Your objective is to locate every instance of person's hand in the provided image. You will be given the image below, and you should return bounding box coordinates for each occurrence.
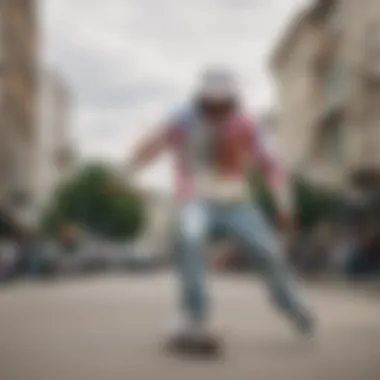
[105,165,131,195]
[112,165,128,183]
[278,211,298,238]
[113,163,136,185]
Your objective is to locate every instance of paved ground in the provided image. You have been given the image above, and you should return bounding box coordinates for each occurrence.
[0,273,379,380]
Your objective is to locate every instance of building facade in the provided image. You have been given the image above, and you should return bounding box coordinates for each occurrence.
[36,69,75,211]
[257,110,279,160]
[0,0,39,228]
[271,0,380,190]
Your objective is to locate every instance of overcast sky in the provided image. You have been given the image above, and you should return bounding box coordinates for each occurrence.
[40,0,310,191]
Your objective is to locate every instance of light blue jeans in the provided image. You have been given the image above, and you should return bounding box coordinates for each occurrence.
[174,200,309,326]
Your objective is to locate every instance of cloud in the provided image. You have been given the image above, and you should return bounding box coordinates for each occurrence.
[41,0,310,190]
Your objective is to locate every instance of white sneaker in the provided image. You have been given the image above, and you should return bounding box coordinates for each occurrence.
[168,313,207,338]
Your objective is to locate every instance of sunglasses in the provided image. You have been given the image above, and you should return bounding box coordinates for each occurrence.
[198,98,237,116]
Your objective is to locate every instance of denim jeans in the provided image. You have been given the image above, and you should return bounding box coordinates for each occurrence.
[174,200,308,325]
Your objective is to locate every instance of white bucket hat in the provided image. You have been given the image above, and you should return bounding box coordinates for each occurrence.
[197,67,239,101]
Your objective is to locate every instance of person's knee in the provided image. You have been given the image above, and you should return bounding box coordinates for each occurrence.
[180,203,208,242]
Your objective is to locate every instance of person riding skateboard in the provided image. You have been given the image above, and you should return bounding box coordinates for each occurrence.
[121,68,315,356]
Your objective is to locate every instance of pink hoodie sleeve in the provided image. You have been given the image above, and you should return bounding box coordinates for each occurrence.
[240,116,284,189]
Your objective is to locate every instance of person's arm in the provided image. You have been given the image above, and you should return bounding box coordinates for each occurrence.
[241,119,296,233]
[120,123,179,180]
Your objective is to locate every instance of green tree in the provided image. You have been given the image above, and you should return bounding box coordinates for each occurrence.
[42,163,146,240]
[249,171,277,224]
[294,177,339,231]
[249,173,340,231]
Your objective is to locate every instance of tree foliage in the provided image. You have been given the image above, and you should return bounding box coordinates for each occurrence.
[42,163,146,240]
[250,172,340,231]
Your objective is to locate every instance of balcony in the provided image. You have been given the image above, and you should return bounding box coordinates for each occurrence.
[348,136,380,173]
[302,154,346,190]
[314,60,348,121]
[310,0,337,22]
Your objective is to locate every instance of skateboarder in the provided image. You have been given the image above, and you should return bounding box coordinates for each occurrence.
[120,68,315,355]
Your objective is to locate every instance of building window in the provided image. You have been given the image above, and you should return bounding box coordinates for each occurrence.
[10,190,30,208]
[325,64,341,93]
[365,23,380,85]
[317,114,344,163]
[327,1,342,34]
[312,0,337,21]
[322,61,348,110]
